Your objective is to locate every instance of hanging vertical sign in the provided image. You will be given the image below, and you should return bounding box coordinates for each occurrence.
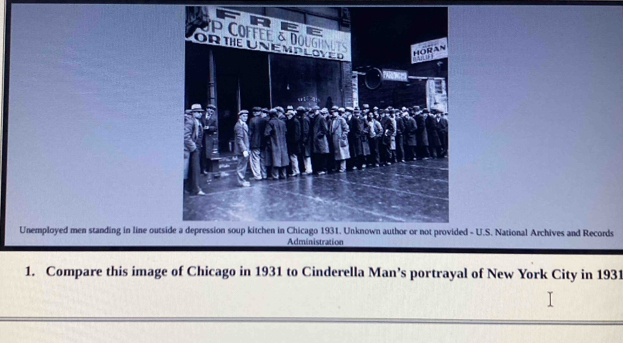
[187,6,352,62]
[426,79,448,113]
[352,74,359,107]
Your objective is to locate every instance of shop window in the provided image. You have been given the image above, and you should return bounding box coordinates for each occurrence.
[270,54,343,109]
[435,79,444,94]
[306,15,339,30]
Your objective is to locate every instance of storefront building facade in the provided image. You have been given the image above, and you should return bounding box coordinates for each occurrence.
[355,54,448,112]
[185,6,353,154]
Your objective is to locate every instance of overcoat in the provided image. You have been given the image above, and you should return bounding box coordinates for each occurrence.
[184,113,196,179]
[404,116,418,146]
[359,117,371,156]
[202,115,217,158]
[425,115,442,147]
[184,114,202,179]
[298,115,312,157]
[331,116,350,161]
[415,114,429,146]
[311,114,329,154]
[286,117,302,155]
[184,114,197,155]
[348,116,363,157]
[326,116,334,154]
[264,117,290,167]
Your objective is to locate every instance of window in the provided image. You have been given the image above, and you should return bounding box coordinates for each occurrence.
[307,14,339,30]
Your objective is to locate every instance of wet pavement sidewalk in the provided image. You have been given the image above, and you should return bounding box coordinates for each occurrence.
[183,159,449,222]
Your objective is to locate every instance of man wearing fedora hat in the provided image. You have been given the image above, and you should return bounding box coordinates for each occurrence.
[415,108,429,160]
[184,104,205,196]
[311,107,330,175]
[248,107,268,180]
[201,104,218,178]
[234,110,251,187]
[403,109,418,161]
[285,108,302,177]
[264,109,289,180]
[425,108,442,159]
[296,106,313,175]
[330,107,350,173]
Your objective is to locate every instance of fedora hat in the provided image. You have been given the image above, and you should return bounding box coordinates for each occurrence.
[190,104,205,112]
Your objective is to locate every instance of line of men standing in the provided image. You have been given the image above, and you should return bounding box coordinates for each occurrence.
[184,103,449,194]
[242,104,449,184]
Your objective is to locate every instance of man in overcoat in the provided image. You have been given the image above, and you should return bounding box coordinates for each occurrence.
[285,109,302,177]
[234,110,251,187]
[311,108,330,175]
[426,109,442,158]
[356,107,371,168]
[184,104,205,196]
[346,107,360,171]
[248,107,268,180]
[404,110,418,161]
[415,109,430,160]
[331,108,350,173]
[264,109,289,179]
[201,104,218,176]
[297,106,313,175]
[260,108,272,175]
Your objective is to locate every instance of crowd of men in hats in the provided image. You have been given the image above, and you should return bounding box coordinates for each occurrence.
[184,103,448,195]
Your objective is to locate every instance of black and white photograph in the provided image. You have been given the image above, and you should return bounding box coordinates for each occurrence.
[183,6,449,222]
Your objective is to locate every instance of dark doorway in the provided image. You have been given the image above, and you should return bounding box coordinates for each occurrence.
[185,42,211,110]
[214,48,270,153]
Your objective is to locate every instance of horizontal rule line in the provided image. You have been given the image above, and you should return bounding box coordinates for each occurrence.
[0,317,621,325]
